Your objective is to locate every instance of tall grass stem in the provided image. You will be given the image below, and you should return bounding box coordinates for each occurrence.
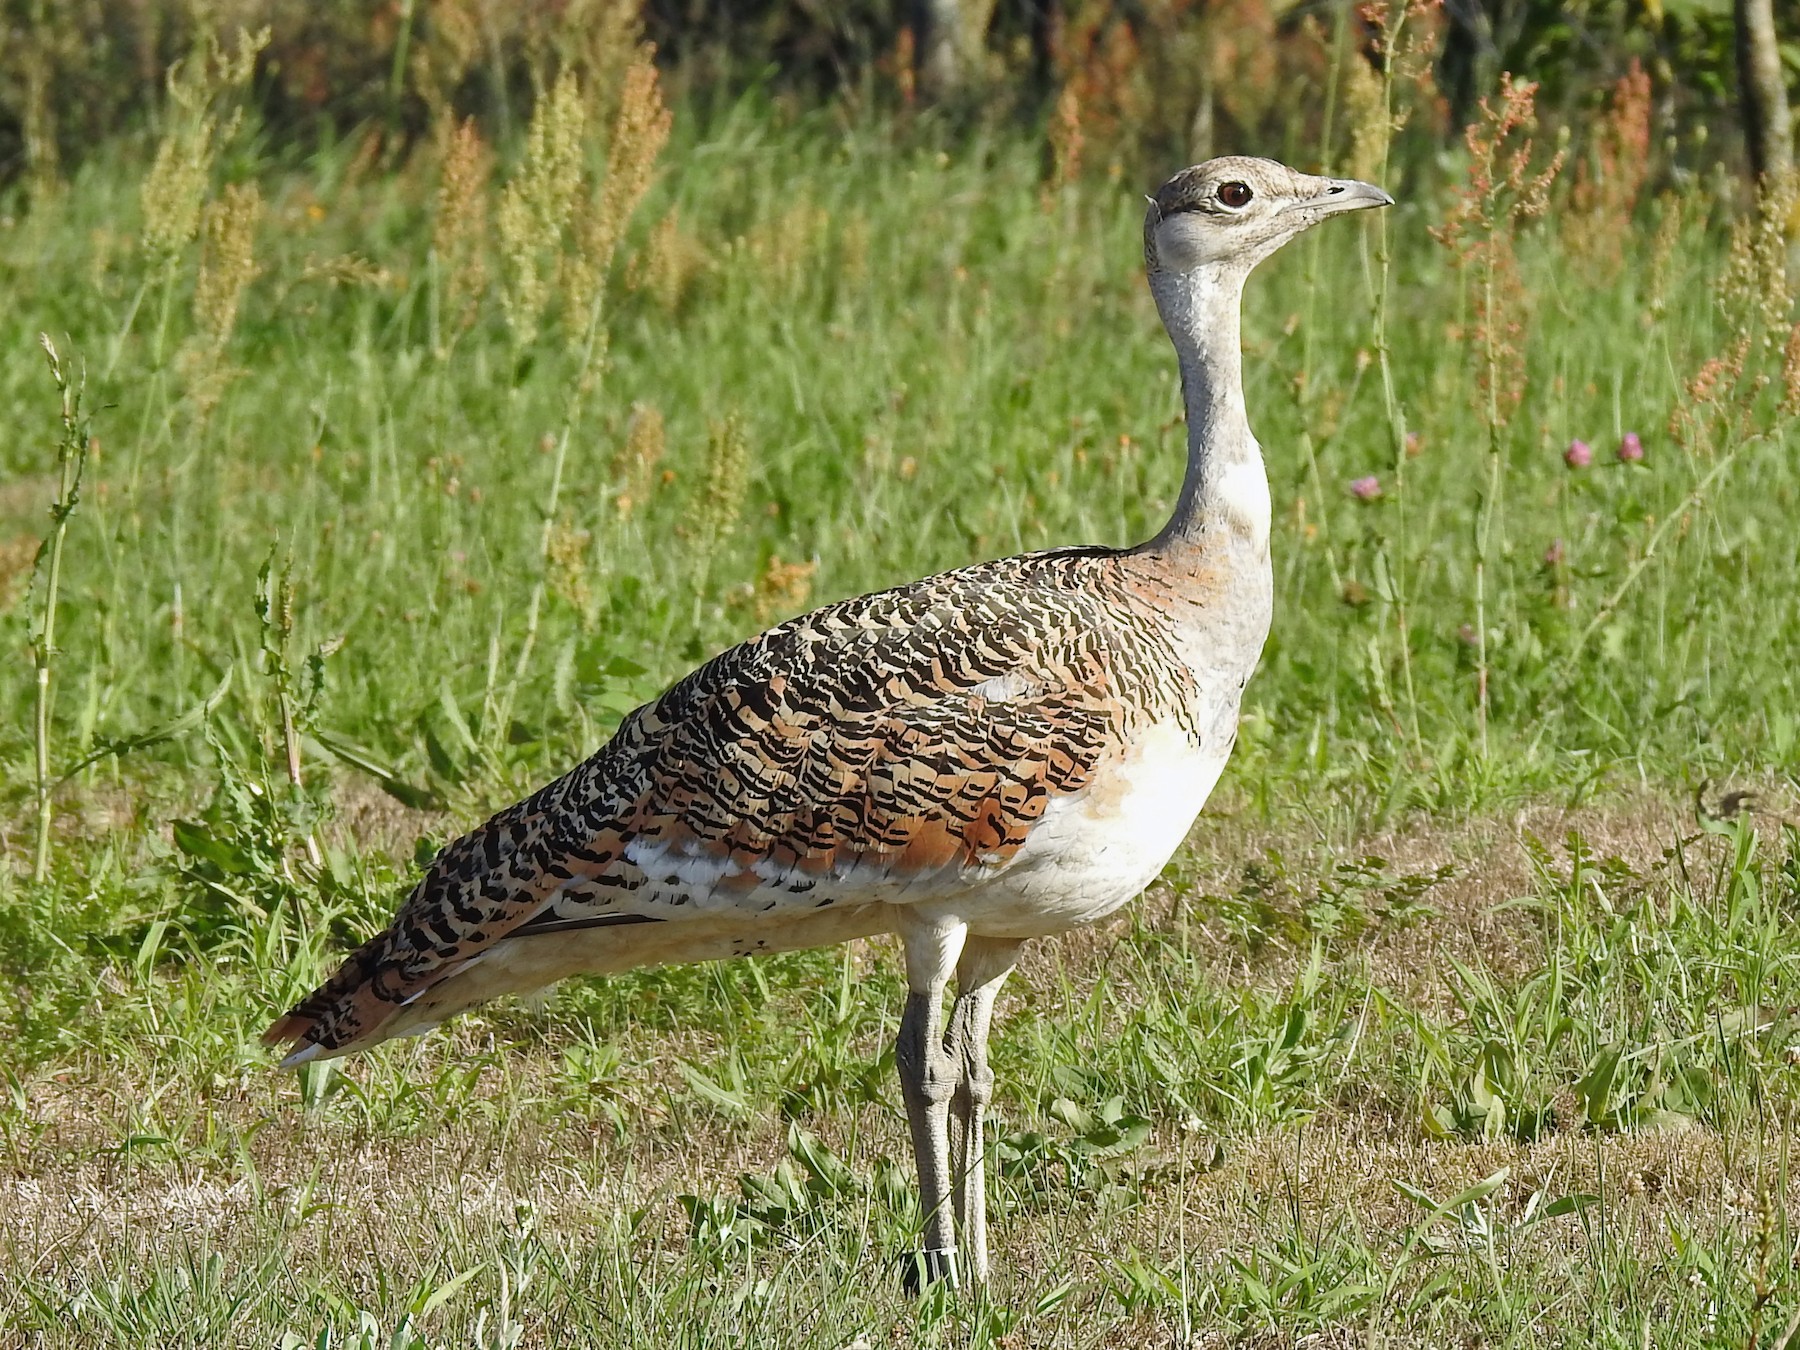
[1365,0,1423,757]
[29,335,91,884]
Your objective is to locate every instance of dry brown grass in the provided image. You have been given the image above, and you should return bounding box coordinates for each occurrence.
[6,1069,1789,1348]
[5,792,1791,1347]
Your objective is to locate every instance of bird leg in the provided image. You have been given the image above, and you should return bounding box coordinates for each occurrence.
[943,937,1019,1290]
[896,916,967,1288]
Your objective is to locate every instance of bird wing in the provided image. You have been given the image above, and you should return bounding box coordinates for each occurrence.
[265,550,1196,1058]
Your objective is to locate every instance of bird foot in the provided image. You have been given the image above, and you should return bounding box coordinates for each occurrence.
[899,1246,960,1294]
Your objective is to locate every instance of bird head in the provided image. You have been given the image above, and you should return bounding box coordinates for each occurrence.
[1144,156,1393,276]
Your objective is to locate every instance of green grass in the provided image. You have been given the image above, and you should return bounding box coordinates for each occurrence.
[2,87,1800,1347]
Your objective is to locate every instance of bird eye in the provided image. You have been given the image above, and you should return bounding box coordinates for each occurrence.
[1217,181,1254,208]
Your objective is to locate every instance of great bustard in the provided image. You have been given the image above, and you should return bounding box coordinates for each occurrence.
[267,156,1392,1288]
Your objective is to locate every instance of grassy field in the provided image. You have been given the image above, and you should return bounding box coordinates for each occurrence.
[3,52,1800,1347]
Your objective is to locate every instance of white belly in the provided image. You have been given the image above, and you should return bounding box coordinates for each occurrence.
[914,719,1230,940]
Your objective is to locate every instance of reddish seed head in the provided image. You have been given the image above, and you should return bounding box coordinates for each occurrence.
[1349,475,1382,501]
[1564,439,1592,469]
[1404,431,1423,458]
[1618,431,1644,463]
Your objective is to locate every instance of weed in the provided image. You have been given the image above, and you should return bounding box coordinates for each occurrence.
[25,335,90,884]
[497,70,586,350]
[1,41,1798,1348]
[429,117,493,360]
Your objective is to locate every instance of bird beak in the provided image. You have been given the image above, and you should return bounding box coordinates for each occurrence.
[1296,177,1395,215]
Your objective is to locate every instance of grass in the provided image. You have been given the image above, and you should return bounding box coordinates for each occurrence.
[6,800,1800,1346]
[2,72,1799,1345]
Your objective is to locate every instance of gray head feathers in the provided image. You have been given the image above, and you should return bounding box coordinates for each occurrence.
[1143,156,1393,275]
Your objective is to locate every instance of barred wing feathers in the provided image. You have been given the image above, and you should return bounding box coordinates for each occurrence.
[264,549,1197,1060]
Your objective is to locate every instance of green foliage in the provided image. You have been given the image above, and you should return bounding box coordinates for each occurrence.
[1208,852,1448,952]
[2,47,1799,1350]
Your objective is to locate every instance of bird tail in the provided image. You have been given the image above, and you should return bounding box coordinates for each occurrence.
[261,789,582,1065]
[262,931,407,1066]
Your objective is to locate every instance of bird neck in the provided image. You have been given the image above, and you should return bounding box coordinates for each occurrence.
[1142,263,1269,558]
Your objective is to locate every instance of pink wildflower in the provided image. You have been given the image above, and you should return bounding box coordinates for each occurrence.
[1349,475,1382,501]
[1617,431,1644,463]
[1564,439,1592,469]
[1543,538,1564,566]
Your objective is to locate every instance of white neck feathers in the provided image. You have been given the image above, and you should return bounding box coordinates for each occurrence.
[1144,264,1270,556]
